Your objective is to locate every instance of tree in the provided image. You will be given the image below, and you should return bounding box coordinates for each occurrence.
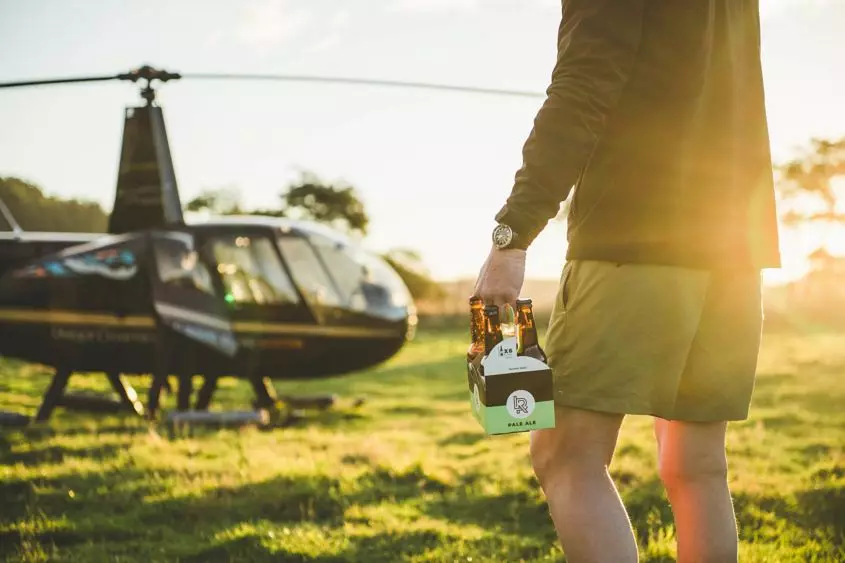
[185,173,369,234]
[184,186,246,216]
[184,172,440,301]
[776,137,845,225]
[280,172,369,235]
[0,177,107,233]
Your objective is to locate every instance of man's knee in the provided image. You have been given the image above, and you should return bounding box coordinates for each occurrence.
[656,420,729,490]
[529,407,623,487]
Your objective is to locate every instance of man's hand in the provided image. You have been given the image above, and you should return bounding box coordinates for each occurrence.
[472,247,526,311]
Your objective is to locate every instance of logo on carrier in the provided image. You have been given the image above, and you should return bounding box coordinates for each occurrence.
[506,390,536,419]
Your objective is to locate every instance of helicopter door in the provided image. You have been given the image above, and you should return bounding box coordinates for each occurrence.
[276,234,344,324]
[150,231,237,356]
[204,233,306,321]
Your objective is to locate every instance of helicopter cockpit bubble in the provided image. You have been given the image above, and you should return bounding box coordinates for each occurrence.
[293,231,412,320]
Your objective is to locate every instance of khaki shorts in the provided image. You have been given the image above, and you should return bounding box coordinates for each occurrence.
[545,260,763,422]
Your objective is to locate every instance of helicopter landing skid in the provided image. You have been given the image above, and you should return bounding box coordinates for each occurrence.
[34,368,145,423]
[144,373,343,427]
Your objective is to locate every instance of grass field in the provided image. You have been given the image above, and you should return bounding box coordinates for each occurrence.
[1,325,843,562]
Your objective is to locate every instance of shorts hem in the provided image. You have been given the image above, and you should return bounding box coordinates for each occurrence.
[554,394,750,423]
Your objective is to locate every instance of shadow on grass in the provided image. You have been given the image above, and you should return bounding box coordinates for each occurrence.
[0,461,556,562]
[0,471,144,558]
[0,529,91,559]
[796,483,845,545]
[147,475,347,529]
[733,483,845,550]
[6,451,842,561]
[438,431,485,447]
[423,487,553,537]
[2,443,121,465]
[347,464,451,504]
[179,536,275,563]
[180,529,451,563]
[0,478,36,524]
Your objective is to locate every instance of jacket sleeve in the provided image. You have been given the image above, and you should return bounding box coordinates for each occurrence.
[495,0,646,247]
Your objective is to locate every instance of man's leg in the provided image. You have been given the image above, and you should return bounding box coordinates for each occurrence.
[536,260,712,561]
[655,418,737,563]
[654,269,761,562]
[530,406,638,563]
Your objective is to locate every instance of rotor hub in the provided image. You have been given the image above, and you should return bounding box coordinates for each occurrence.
[117,65,182,105]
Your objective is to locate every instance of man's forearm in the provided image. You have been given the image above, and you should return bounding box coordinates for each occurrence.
[495,0,646,247]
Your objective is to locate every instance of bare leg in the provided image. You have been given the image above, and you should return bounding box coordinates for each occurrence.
[655,418,737,563]
[530,406,637,563]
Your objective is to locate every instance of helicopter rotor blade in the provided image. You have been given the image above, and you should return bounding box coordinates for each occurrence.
[182,72,545,99]
[0,74,122,89]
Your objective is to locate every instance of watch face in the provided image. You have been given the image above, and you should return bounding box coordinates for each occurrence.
[493,224,513,248]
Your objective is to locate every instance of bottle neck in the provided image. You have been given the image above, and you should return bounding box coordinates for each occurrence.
[485,317,503,352]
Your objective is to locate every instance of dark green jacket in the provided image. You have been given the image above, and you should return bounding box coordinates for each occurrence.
[496,0,780,269]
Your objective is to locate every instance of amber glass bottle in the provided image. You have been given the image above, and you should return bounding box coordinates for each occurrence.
[517,298,547,363]
[484,304,504,355]
[467,297,486,363]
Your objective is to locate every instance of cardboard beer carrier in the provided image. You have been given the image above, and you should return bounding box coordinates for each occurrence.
[466,297,555,435]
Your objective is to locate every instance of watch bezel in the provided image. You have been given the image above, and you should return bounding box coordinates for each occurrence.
[492,224,514,249]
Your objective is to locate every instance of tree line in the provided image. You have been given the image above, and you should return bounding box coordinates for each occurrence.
[0,176,107,232]
[0,172,444,301]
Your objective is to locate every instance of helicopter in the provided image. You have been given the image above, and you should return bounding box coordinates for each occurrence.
[0,65,542,425]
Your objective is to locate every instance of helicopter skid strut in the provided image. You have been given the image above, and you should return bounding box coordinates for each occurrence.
[145,372,340,428]
[30,367,343,427]
[34,367,145,422]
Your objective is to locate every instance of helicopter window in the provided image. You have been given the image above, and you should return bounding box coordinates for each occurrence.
[276,236,342,307]
[356,251,412,308]
[153,234,216,296]
[208,235,299,306]
[307,235,367,309]
[308,233,411,310]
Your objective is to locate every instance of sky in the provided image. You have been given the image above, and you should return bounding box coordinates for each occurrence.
[0,0,844,283]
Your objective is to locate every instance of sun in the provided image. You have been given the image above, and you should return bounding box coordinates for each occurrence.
[765,221,845,285]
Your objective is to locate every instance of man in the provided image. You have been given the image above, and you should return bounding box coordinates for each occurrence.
[472,1,780,561]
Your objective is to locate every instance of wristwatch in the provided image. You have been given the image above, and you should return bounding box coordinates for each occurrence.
[492,223,524,250]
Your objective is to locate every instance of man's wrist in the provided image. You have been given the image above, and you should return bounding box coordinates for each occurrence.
[493,206,543,250]
[492,224,529,250]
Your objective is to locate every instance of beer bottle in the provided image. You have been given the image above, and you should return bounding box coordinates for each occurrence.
[484,304,504,355]
[467,297,486,363]
[500,303,516,339]
[517,298,547,363]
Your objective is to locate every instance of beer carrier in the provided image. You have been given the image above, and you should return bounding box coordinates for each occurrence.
[466,298,555,435]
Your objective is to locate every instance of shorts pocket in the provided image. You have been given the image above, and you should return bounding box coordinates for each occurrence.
[559,261,575,312]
